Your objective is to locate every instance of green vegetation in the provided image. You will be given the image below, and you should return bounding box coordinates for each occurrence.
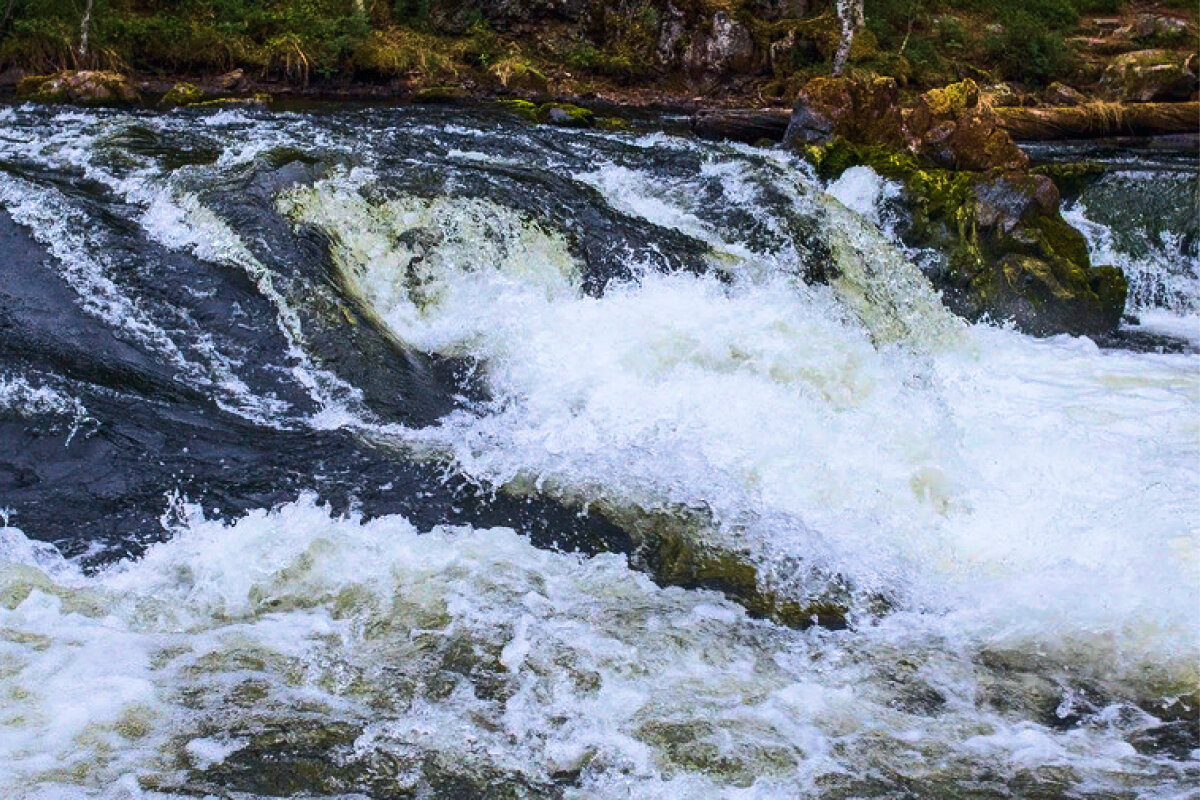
[0,0,1191,96]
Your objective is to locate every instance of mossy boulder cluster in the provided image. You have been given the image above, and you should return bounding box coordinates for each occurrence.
[498,98,600,127]
[808,135,1126,337]
[16,70,140,105]
[792,78,1127,337]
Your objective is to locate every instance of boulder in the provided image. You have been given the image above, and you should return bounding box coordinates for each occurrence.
[904,79,1029,172]
[982,82,1022,108]
[0,67,26,87]
[215,68,249,92]
[160,82,208,107]
[1132,14,1190,41]
[1044,82,1086,106]
[412,85,468,104]
[1100,49,1198,102]
[784,76,905,147]
[16,71,141,105]
[542,102,594,127]
[685,12,757,78]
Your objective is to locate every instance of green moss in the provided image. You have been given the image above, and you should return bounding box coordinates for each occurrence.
[638,520,848,630]
[1028,212,1092,271]
[596,116,633,130]
[1089,264,1129,315]
[159,82,207,107]
[537,102,595,127]
[496,98,539,122]
[413,85,467,103]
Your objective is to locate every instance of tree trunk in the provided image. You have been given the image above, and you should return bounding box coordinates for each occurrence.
[1,0,17,37]
[833,0,865,77]
[995,102,1200,140]
[78,0,94,61]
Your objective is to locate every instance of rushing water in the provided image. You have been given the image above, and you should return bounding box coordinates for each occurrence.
[0,103,1196,799]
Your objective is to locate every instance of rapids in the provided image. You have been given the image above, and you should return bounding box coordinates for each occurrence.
[0,103,1196,798]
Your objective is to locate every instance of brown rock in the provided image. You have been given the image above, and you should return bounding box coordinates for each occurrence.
[215,69,248,92]
[785,76,905,147]
[1044,82,1086,106]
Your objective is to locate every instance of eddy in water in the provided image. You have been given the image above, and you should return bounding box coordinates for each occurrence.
[0,102,1196,799]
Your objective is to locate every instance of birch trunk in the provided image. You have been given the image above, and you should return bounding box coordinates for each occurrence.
[78,0,95,60]
[833,0,865,77]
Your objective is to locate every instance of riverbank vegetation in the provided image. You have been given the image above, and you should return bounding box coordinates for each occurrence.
[0,1,1194,102]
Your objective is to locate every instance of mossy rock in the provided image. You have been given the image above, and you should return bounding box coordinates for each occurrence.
[14,70,140,106]
[15,74,55,98]
[806,138,1128,337]
[614,508,848,630]
[1031,161,1107,200]
[496,98,539,122]
[160,82,208,107]
[1100,49,1198,102]
[596,116,633,131]
[538,102,595,127]
[413,85,468,104]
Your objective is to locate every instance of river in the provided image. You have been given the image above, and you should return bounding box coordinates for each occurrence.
[0,103,1196,798]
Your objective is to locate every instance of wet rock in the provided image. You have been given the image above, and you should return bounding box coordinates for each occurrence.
[788,78,1027,173]
[413,85,468,104]
[1100,49,1198,102]
[1044,82,1086,106]
[614,505,849,630]
[188,93,272,109]
[541,102,594,127]
[685,12,757,79]
[16,70,141,105]
[805,141,1127,336]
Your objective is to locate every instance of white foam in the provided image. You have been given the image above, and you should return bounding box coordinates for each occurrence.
[1,499,1189,797]
[286,171,1198,690]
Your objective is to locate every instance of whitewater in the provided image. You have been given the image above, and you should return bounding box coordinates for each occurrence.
[0,103,1195,798]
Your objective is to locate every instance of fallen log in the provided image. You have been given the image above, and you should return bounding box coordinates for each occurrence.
[691,108,791,144]
[996,102,1199,140]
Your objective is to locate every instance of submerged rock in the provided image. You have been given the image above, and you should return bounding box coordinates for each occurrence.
[16,70,141,105]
